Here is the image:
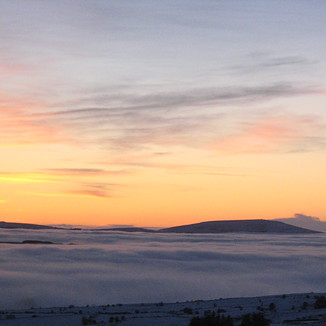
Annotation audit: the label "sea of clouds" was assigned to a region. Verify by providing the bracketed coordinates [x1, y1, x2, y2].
[0, 229, 325, 309]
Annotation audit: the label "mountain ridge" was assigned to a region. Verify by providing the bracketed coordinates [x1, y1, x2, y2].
[0, 219, 322, 234]
[160, 219, 321, 234]
[0, 221, 60, 230]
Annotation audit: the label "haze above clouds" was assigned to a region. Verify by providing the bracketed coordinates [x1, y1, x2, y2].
[0, 230, 324, 309]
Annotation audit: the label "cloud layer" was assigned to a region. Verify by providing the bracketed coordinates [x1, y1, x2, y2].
[0, 230, 325, 309]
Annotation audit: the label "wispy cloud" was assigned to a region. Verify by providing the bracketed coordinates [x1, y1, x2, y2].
[1, 82, 321, 152]
[172, 172, 248, 177]
[0, 170, 125, 202]
[0, 168, 129, 178]
[210, 114, 325, 154]
[24, 181, 114, 199]
[121, 162, 246, 176]
[0, 104, 70, 146]
[66, 189, 111, 199]
[0, 59, 28, 76]
[0, 173, 60, 183]
[42, 168, 128, 177]
[66, 182, 114, 199]
[26, 190, 111, 199]
[35, 84, 321, 152]
[45, 83, 308, 117]
[0, 94, 43, 114]
[228, 55, 314, 75]
[13, 170, 117, 198]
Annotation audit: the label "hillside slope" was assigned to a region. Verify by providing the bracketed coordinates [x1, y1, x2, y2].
[0, 221, 59, 230]
[161, 219, 320, 234]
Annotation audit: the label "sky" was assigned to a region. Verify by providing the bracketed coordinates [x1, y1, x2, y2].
[1, 0, 326, 227]
[0, 229, 325, 309]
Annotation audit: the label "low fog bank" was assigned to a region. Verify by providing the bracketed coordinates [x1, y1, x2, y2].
[276, 213, 326, 232]
[0, 229, 325, 309]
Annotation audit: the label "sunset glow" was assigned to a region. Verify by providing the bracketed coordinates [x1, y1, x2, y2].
[1, 0, 326, 227]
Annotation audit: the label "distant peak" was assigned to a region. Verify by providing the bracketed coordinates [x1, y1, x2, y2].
[160, 219, 320, 234]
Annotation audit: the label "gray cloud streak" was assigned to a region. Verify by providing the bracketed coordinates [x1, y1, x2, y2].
[229, 55, 314, 75]
[3, 82, 324, 153]
[26, 83, 321, 150]
[44, 83, 309, 117]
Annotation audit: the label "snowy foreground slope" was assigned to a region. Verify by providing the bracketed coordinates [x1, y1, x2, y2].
[0, 293, 325, 326]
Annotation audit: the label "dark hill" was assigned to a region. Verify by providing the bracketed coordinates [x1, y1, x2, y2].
[93, 227, 155, 233]
[160, 219, 320, 234]
[0, 221, 60, 230]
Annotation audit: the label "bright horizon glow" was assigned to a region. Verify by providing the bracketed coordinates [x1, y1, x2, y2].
[1, 1, 326, 227]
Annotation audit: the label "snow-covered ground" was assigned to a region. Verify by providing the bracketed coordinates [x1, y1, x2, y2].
[0, 292, 325, 326]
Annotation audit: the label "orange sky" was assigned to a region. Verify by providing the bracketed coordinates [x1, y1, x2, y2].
[1, 1, 326, 226]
